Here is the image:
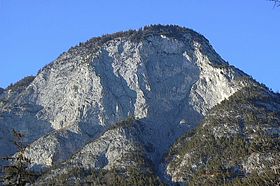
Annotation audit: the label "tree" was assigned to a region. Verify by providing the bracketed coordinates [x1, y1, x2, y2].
[269, 0, 280, 7]
[1, 129, 37, 185]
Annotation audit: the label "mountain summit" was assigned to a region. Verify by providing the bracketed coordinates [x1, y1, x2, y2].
[0, 25, 279, 185]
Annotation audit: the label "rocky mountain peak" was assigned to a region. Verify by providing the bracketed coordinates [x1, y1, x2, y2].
[1, 25, 277, 185]
[1, 25, 246, 164]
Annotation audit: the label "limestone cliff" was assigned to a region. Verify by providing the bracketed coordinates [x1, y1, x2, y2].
[1, 25, 277, 185]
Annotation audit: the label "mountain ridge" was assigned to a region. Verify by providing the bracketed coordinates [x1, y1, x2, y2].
[0, 24, 279, 185]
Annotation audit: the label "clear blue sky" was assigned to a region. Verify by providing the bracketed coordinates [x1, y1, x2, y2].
[0, 0, 279, 91]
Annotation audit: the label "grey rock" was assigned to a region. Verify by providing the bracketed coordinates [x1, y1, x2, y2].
[1, 25, 264, 184]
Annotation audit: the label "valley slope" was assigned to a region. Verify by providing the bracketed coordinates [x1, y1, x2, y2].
[0, 25, 279, 185]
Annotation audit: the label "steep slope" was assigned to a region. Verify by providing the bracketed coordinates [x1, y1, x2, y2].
[0, 76, 52, 156]
[35, 117, 164, 185]
[0, 25, 249, 174]
[166, 84, 280, 185]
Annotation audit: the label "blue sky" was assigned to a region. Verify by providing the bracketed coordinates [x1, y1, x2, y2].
[0, 0, 279, 91]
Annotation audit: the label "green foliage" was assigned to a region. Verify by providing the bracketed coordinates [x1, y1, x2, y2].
[62, 24, 208, 61]
[36, 115, 164, 185]
[83, 24, 206, 45]
[41, 24, 212, 74]
[109, 115, 136, 130]
[1, 129, 38, 185]
[269, 0, 280, 7]
[39, 166, 164, 186]
[6, 76, 35, 93]
[168, 85, 280, 185]
[230, 169, 279, 186]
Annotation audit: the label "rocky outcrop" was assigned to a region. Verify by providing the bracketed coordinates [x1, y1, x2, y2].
[166, 85, 280, 185]
[30, 26, 248, 170]
[35, 118, 150, 183]
[2, 25, 276, 185]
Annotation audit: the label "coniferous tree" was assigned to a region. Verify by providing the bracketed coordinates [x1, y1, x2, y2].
[269, 0, 280, 7]
[1, 129, 37, 186]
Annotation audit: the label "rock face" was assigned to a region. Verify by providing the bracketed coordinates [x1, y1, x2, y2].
[166, 85, 280, 185]
[0, 25, 278, 185]
[34, 118, 162, 185]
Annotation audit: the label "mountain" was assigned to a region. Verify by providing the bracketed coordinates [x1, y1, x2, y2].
[166, 85, 280, 185]
[0, 25, 279, 185]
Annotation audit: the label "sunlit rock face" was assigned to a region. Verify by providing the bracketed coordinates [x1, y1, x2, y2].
[0, 25, 248, 173]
